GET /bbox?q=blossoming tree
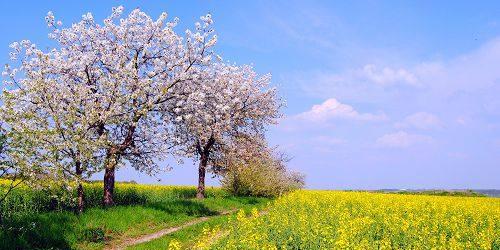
[1,36,107,212]
[2,7,218,206]
[168,64,282,198]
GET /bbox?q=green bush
[215,136,305,197]
[222,163,304,197]
[219,139,305,197]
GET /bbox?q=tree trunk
[103,162,116,207]
[75,161,84,214]
[196,152,208,199]
[77,182,84,214]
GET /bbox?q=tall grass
[0,181,254,249]
[0,180,226,219]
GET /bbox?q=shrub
[222,162,305,197]
[219,137,305,197]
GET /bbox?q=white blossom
[167,62,283,178]
[1,6,219,187]
[1,6,283,201]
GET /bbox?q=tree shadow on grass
[0,212,76,250]
[224,196,268,205]
[144,199,218,217]
[240,196,263,205]
[0,193,261,249]
[0,199,218,249]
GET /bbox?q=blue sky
[1,0,499,189]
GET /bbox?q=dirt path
[107,209,237,250]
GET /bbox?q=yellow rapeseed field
[209,191,500,249]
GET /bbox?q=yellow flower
[219,190,500,249]
[168,239,181,250]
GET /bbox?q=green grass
[0,182,271,250]
[129,200,269,250]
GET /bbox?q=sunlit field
[209,191,500,249]
[0,181,269,249]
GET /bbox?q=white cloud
[360,64,418,86]
[295,65,421,104]
[395,112,442,130]
[376,131,433,148]
[296,98,387,122]
[298,37,500,107]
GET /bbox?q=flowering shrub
[221,162,304,198]
[219,138,304,197]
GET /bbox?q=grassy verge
[128,200,269,250]
[0,181,270,250]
